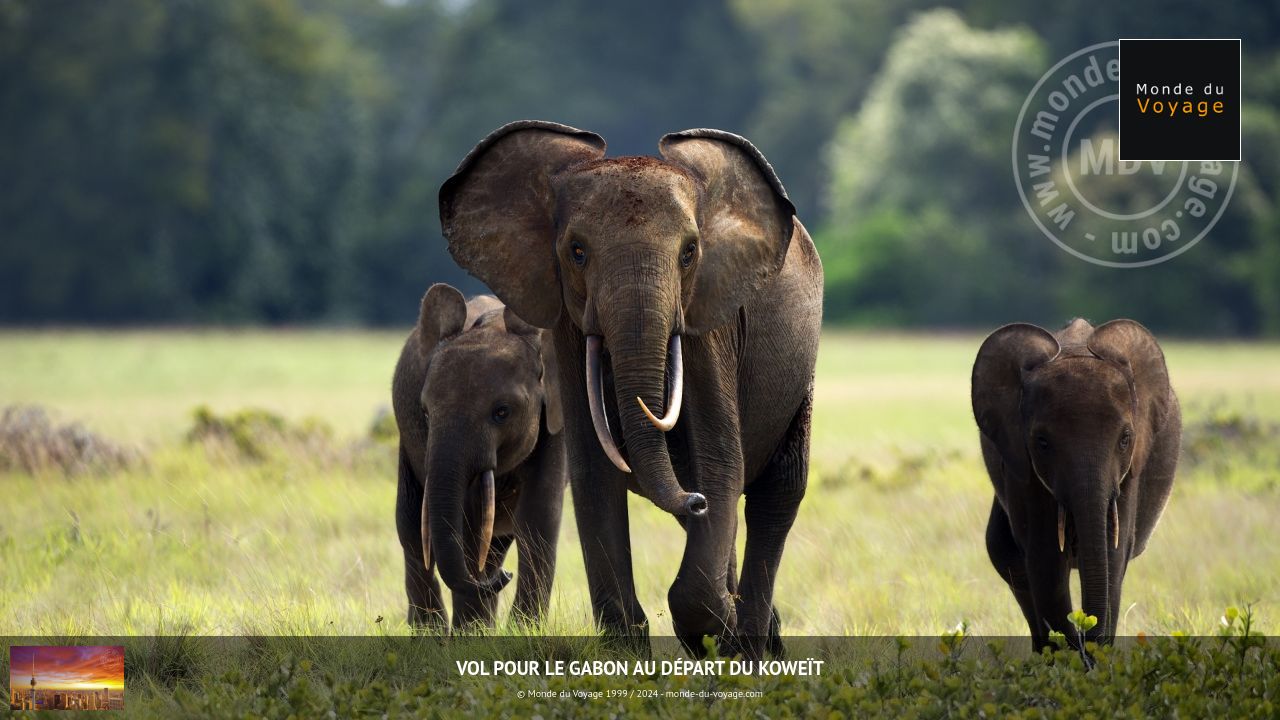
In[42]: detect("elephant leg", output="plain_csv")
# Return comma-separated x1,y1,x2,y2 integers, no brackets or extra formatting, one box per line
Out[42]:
726,533,739,602
556,323,647,648
716,530,751,658
396,445,446,630
673,510,744,657
1024,525,1073,652
569,455,647,645
731,542,783,658
669,485,741,657
1107,558,1129,640
402,548,447,631
512,432,567,625
452,535,514,629
735,390,812,660
668,370,746,658
985,498,1036,645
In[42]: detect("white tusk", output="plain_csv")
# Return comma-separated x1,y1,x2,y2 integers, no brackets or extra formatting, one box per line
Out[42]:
586,336,631,473
1110,497,1120,550
420,485,431,571
476,469,495,574
1057,504,1066,553
636,335,683,432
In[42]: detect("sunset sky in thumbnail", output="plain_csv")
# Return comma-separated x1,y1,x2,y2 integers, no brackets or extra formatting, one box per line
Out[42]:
8,646,124,691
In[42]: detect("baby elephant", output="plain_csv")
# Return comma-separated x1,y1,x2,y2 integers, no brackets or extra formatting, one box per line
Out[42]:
392,283,566,630
972,319,1180,649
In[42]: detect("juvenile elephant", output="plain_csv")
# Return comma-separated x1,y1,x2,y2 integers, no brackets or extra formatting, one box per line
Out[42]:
439,121,823,657
392,283,566,630
972,318,1180,649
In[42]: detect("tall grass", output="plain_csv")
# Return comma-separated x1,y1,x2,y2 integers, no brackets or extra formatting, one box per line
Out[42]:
1,330,1278,637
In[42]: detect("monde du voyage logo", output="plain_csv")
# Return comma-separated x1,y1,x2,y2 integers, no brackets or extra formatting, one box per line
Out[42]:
1013,40,1241,268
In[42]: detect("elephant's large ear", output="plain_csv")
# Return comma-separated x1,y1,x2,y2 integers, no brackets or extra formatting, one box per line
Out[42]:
440,121,607,329
501,306,563,435
1088,320,1173,455
658,129,796,333
418,283,468,362
971,324,1061,479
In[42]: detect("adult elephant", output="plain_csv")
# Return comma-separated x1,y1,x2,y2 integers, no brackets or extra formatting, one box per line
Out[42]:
439,121,823,657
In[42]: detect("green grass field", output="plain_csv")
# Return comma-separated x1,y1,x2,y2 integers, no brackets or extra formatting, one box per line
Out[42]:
2,329,1278,640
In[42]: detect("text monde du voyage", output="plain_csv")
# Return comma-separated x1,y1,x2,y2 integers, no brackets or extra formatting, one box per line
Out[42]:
1135,82,1229,118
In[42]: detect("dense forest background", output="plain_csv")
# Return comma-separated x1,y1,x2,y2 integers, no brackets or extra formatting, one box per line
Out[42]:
1,0,1278,334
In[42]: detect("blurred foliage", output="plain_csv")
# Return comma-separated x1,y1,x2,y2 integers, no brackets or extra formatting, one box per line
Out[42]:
822,11,1053,327
1182,406,1280,491
186,403,390,468
0,0,1278,333
0,404,140,474
187,404,332,461
823,9,1280,334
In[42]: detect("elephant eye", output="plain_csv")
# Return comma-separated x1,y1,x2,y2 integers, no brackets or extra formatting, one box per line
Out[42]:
1036,435,1050,451
491,403,511,424
680,240,697,268
1119,430,1132,451
570,241,587,266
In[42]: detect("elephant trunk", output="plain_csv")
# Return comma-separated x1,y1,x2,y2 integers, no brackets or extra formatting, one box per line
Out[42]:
425,444,509,596
611,339,706,517
1073,485,1113,644
584,257,705,517
586,334,686,466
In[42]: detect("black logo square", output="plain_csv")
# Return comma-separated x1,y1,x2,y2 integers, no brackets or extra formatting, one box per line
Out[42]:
1119,39,1240,161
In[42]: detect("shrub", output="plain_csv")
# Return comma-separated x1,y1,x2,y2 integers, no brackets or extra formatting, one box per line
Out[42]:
1184,408,1280,466
0,405,140,476
1182,406,1280,492
185,405,393,472
187,405,333,462
118,609,1278,719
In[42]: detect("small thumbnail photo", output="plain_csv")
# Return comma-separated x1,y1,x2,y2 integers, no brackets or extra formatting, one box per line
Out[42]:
8,646,124,711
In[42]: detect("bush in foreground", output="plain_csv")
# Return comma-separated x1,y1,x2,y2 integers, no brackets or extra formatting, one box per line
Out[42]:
67,609,1273,719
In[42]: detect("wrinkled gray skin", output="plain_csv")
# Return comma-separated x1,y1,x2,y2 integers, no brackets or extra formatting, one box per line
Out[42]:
392,283,566,630
438,121,823,658
972,318,1180,650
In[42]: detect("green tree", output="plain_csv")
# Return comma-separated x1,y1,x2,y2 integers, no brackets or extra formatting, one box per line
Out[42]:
821,9,1051,326
730,0,933,221
0,0,375,323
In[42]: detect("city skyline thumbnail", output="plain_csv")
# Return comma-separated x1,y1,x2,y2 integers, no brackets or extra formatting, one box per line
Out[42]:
9,646,124,711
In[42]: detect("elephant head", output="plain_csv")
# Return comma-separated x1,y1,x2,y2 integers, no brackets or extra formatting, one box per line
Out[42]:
415,283,562,596
972,319,1173,640
439,121,795,518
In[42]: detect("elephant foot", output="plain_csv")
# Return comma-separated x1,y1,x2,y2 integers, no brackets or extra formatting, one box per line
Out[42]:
672,606,736,659
679,631,725,659
669,582,736,658
594,603,651,657
719,609,783,661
